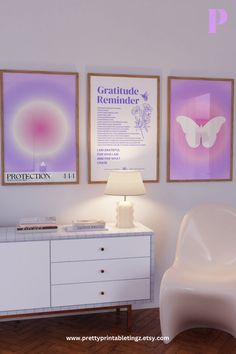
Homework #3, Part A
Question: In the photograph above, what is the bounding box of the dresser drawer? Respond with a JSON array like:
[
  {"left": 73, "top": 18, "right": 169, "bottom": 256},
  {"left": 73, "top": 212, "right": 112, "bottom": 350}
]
[
  {"left": 51, "top": 236, "right": 150, "bottom": 262},
  {"left": 51, "top": 257, "right": 150, "bottom": 285},
  {"left": 51, "top": 278, "right": 150, "bottom": 307}
]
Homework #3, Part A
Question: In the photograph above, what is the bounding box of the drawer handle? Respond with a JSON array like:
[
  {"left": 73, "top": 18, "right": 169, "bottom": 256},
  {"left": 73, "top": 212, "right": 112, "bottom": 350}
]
[
  {"left": 100, "top": 291, "right": 105, "bottom": 295},
  {"left": 100, "top": 247, "right": 105, "bottom": 251},
  {"left": 100, "top": 269, "right": 105, "bottom": 273}
]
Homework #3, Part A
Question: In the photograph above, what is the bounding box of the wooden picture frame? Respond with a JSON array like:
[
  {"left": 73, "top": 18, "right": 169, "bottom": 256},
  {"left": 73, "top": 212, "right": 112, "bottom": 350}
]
[
  {"left": 0, "top": 69, "right": 79, "bottom": 185},
  {"left": 88, "top": 73, "right": 160, "bottom": 183},
  {"left": 167, "top": 76, "right": 234, "bottom": 182}
]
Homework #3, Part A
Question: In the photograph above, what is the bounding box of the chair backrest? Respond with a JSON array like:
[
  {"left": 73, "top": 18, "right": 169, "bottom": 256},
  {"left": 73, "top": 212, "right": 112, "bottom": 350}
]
[{"left": 174, "top": 204, "right": 236, "bottom": 269}]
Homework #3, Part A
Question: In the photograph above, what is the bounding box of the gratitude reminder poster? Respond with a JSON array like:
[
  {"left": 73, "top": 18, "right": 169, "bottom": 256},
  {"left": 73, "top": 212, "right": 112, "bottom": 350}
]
[{"left": 89, "top": 74, "right": 159, "bottom": 182}]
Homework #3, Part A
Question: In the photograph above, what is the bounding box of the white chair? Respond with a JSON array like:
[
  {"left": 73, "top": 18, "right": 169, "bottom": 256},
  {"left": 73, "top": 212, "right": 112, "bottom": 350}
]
[{"left": 160, "top": 204, "right": 236, "bottom": 344}]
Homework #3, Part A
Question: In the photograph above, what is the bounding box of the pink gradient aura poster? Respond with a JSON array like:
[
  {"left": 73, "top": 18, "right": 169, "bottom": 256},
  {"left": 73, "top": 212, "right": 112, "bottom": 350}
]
[
  {"left": 1, "top": 71, "right": 79, "bottom": 185},
  {"left": 168, "top": 77, "right": 234, "bottom": 181}
]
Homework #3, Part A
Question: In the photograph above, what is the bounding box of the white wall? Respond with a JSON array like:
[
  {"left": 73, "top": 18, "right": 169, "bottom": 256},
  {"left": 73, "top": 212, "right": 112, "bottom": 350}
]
[{"left": 0, "top": 0, "right": 236, "bottom": 307}]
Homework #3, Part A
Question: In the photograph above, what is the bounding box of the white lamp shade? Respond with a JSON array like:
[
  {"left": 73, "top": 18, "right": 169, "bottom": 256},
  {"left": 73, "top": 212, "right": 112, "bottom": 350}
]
[{"left": 105, "top": 170, "right": 145, "bottom": 196}]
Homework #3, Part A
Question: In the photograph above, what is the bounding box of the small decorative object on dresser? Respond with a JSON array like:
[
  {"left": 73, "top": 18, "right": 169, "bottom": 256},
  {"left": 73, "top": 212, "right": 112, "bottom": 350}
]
[
  {"left": 0, "top": 223, "right": 153, "bottom": 330},
  {"left": 105, "top": 170, "right": 145, "bottom": 228}
]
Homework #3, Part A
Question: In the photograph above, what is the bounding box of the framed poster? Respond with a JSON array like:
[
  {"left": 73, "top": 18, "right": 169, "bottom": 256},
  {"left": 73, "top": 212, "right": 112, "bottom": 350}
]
[
  {"left": 1, "top": 70, "right": 79, "bottom": 185},
  {"left": 88, "top": 73, "right": 160, "bottom": 183},
  {"left": 167, "top": 76, "right": 234, "bottom": 182}
]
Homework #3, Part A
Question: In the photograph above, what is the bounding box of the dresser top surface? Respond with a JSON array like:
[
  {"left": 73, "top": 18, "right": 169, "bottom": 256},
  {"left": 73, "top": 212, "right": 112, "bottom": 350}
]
[{"left": 0, "top": 222, "right": 153, "bottom": 243}]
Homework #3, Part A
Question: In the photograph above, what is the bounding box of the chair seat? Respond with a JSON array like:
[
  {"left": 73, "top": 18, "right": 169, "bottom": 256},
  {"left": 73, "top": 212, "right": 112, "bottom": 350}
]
[
  {"left": 165, "top": 266, "right": 236, "bottom": 283},
  {"left": 160, "top": 204, "right": 236, "bottom": 343}
]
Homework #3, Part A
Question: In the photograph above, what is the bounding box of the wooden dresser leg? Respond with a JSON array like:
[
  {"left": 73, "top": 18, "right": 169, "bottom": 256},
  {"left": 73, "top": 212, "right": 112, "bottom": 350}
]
[
  {"left": 116, "top": 307, "right": 120, "bottom": 316},
  {"left": 116, "top": 307, "right": 120, "bottom": 324},
  {"left": 127, "top": 305, "right": 132, "bottom": 331}
]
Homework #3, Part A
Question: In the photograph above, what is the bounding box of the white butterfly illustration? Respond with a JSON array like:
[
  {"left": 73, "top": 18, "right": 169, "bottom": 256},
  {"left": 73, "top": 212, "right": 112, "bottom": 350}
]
[{"left": 176, "top": 115, "right": 226, "bottom": 148}]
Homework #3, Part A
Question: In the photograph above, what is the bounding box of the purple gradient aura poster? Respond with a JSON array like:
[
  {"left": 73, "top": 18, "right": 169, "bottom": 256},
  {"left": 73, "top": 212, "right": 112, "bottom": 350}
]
[
  {"left": 1, "top": 71, "right": 79, "bottom": 185},
  {"left": 168, "top": 77, "right": 234, "bottom": 181}
]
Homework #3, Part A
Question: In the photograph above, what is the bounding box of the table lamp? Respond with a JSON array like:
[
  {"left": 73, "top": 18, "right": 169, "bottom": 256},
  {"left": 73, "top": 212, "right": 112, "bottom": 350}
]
[{"left": 105, "top": 170, "right": 145, "bottom": 228}]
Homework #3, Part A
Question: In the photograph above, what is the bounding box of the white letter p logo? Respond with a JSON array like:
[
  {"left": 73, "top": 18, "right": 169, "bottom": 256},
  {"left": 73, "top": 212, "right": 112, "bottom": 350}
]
[{"left": 209, "top": 9, "right": 228, "bottom": 34}]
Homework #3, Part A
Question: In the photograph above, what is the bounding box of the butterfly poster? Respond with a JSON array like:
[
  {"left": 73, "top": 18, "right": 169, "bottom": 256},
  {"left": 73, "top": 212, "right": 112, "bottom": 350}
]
[
  {"left": 167, "top": 76, "right": 234, "bottom": 182},
  {"left": 1, "top": 70, "right": 79, "bottom": 185},
  {"left": 88, "top": 73, "right": 160, "bottom": 183}
]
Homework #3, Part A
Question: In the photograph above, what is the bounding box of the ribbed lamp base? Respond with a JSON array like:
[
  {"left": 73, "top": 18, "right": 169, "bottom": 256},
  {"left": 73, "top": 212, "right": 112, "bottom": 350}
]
[{"left": 116, "top": 200, "right": 134, "bottom": 228}]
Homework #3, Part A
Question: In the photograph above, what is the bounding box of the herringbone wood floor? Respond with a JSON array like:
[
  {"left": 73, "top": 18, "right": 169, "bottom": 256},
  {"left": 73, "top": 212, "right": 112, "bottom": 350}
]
[{"left": 0, "top": 308, "right": 235, "bottom": 354}]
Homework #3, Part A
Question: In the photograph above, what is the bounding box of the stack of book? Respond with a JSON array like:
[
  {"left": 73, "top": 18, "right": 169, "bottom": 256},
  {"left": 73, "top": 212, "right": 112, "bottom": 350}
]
[
  {"left": 17, "top": 216, "right": 58, "bottom": 232},
  {"left": 65, "top": 219, "right": 106, "bottom": 232}
]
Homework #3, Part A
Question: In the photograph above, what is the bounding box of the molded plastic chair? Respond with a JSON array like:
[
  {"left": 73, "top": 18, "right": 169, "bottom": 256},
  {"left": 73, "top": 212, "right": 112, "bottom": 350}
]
[{"left": 160, "top": 204, "right": 236, "bottom": 344}]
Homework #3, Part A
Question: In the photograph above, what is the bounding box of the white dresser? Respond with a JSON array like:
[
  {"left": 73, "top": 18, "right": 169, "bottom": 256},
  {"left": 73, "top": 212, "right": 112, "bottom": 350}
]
[{"left": 0, "top": 223, "right": 153, "bottom": 328}]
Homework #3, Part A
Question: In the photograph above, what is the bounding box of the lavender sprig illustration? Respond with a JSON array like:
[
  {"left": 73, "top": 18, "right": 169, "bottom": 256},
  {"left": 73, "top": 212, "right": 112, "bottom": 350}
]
[{"left": 131, "top": 103, "right": 152, "bottom": 138}]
